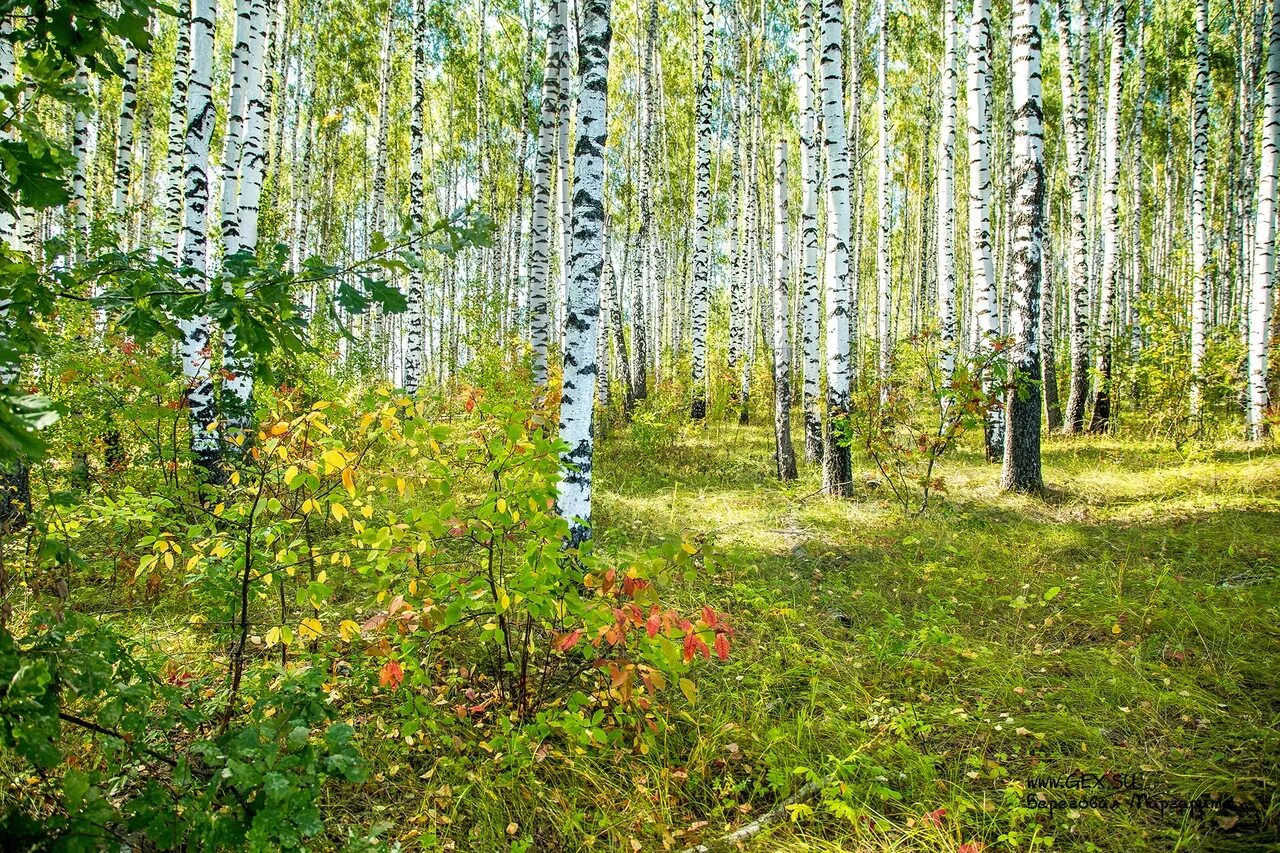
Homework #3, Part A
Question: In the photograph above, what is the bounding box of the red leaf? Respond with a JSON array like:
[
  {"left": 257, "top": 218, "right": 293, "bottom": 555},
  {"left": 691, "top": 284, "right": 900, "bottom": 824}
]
[
  {"left": 379, "top": 661, "right": 404, "bottom": 690},
  {"left": 682, "top": 632, "right": 697, "bottom": 664},
  {"left": 922, "top": 807, "right": 947, "bottom": 827},
  {"left": 702, "top": 605, "right": 718, "bottom": 630},
  {"left": 714, "top": 632, "right": 730, "bottom": 661},
  {"left": 646, "top": 609, "right": 661, "bottom": 638},
  {"left": 958, "top": 843, "right": 985, "bottom": 853},
  {"left": 555, "top": 629, "right": 583, "bottom": 652}
]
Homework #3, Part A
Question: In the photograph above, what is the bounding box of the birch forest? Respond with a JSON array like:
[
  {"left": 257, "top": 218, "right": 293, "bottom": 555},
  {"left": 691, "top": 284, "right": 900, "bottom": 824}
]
[{"left": 0, "top": 0, "right": 1278, "bottom": 848}]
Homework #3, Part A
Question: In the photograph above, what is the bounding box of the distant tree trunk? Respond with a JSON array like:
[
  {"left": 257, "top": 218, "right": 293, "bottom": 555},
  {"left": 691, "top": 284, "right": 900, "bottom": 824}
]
[
  {"left": 604, "top": 217, "right": 634, "bottom": 415},
  {"left": 180, "top": 0, "right": 221, "bottom": 475},
  {"left": 1001, "top": 0, "right": 1044, "bottom": 493},
  {"left": 529, "top": 0, "right": 567, "bottom": 385},
  {"left": 221, "top": 0, "right": 271, "bottom": 435},
  {"left": 405, "top": 0, "right": 427, "bottom": 393},
  {"left": 1042, "top": 234, "right": 1062, "bottom": 431},
  {"left": 876, "top": 0, "right": 891, "bottom": 386},
  {"left": 113, "top": 38, "right": 140, "bottom": 243},
  {"left": 70, "top": 65, "right": 91, "bottom": 263},
  {"left": 773, "top": 141, "right": 797, "bottom": 480},
  {"left": 631, "top": 0, "right": 657, "bottom": 402},
  {"left": 936, "top": 0, "right": 959, "bottom": 388},
  {"left": 1249, "top": 0, "right": 1280, "bottom": 441},
  {"left": 1088, "top": 1, "right": 1125, "bottom": 434},
  {"left": 164, "top": 8, "right": 191, "bottom": 265},
  {"left": 557, "top": 0, "right": 611, "bottom": 547},
  {"left": 740, "top": 90, "right": 760, "bottom": 426},
  {"left": 798, "top": 0, "right": 823, "bottom": 463},
  {"left": 1190, "top": 0, "right": 1210, "bottom": 418},
  {"left": 1127, "top": 0, "right": 1148, "bottom": 375},
  {"left": 689, "top": 0, "right": 713, "bottom": 420},
  {"left": 969, "top": 0, "right": 1003, "bottom": 459},
  {"left": 1058, "top": 0, "right": 1090, "bottom": 434},
  {"left": 820, "top": 0, "right": 853, "bottom": 496}
]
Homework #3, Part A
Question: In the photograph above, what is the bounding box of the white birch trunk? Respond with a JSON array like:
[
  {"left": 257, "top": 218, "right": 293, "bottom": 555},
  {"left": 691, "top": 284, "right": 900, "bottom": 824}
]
[
  {"left": 689, "top": 0, "right": 714, "bottom": 419},
  {"left": 798, "top": 0, "right": 823, "bottom": 464},
  {"left": 821, "top": 0, "right": 853, "bottom": 496},
  {"left": 1088, "top": 1, "right": 1125, "bottom": 433},
  {"left": 937, "top": 0, "right": 959, "bottom": 387},
  {"left": 1250, "top": 0, "right": 1280, "bottom": 440},
  {"left": 556, "top": 0, "right": 611, "bottom": 546},
  {"left": 1000, "top": 0, "right": 1044, "bottom": 493},
  {"left": 1190, "top": 0, "right": 1210, "bottom": 417},
  {"left": 773, "top": 141, "right": 797, "bottom": 480},
  {"left": 179, "top": 0, "right": 220, "bottom": 471}
]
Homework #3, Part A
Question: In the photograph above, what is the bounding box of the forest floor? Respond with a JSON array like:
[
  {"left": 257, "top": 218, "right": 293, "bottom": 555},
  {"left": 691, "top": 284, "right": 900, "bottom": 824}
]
[
  {"left": 552, "top": 408, "right": 1279, "bottom": 853},
  {"left": 61, "top": 401, "right": 1280, "bottom": 853}
]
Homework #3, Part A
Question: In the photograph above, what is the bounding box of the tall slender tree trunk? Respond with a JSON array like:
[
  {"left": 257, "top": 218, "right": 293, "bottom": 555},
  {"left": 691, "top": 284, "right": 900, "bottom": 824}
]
[
  {"left": 179, "top": 0, "right": 220, "bottom": 475},
  {"left": 164, "top": 10, "right": 193, "bottom": 263},
  {"left": 1088, "top": 1, "right": 1125, "bottom": 433},
  {"left": 937, "top": 0, "right": 959, "bottom": 388},
  {"left": 876, "top": 0, "right": 891, "bottom": 385},
  {"left": 969, "top": 0, "right": 1003, "bottom": 459},
  {"left": 820, "top": 0, "right": 853, "bottom": 496},
  {"left": 798, "top": 0, "right": 823, "bottom": 463},
  {"left": 773, "top": 141, "right": 797, "bottom": 480},
  {"left": 113, "top": 38, "right": 140, "bottom": 244},
  {"left": 1001, "top": 0, "right": 1045, "bottom": 493},
  {"left": 557, "top": 0, "right": 611, "bottom": 546},
  {"left": 405, "top": 0, "right": 428, "bottom": 393},
  {"left": 1190, "top": 0, "right": 1210, "bottom": 418},
  {"left": 1058, "top": 1, "right": 1091, "bottom": 433},
  {"left": 1250, "top": 0, "right": 1280, "bottom": 440},
  {"left": 529, "top": 0, "right": 568, "bottom": 385},
  {"left": 689, "top": 0, "right": 714, "bottom": 419}
]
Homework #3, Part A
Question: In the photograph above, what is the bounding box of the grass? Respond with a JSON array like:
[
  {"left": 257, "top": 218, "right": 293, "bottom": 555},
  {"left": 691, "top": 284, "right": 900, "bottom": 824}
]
[
  {"left": 564, "top": 408, "right": 1280, "bottom": 853},
  {"left": 16, "top": 399, "right": 1280, "bottom": 852}
]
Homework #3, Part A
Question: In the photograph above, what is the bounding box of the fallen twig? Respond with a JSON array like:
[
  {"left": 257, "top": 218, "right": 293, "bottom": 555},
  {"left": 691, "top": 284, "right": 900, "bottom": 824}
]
[{"left": 676, "top": 777, "right": 827, "bottom": 853}]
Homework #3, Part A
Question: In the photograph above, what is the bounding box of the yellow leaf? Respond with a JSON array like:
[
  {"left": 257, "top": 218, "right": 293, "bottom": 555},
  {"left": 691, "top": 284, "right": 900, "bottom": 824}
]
[
  {"left": 429, "top": 439, "right": 442, "bottom": 454},
  {"left": 681, "top": 541, "right": 698, "bottom": 555},
  {"left": 409, "top": 579, "right": 418, "bottom": 595},
  {"left": 1111, "top": 624, "right": 1122, "bottom": 635},
  {"left": 230, "top": 471, "right": 241, "bottom": 486},
  {"left": 497, "top": 498, "right": 507, "bottom": 514},
  {"left": 164, "top": 552, "right": 174, "bottom": 570},
  {"left": 396, "top": 477, "right": 406, "bottom": 496},
  {"left": 342, "top": 467, "right": 356, "bottom": 497},
  {"left": 271, "top": 422, "right": 288, "bottom": 436},
  {"left": 679, "top": 677, "right": 697, "bottom": 705},
  {"left": 331, "top": 502, "right": 349, "bottom": 522},
  {"left": 323, "top": 448, "right": 347, "bottom": 472},
  {"left": 497, "top": 588, "right": 511, "bottom": 613},
  {"left": 299, "top": 618, "right": 324, "bottom": 640},
  {"left": 339, "top": 619, "right": 362, "bottom": 641},
  {"left": 265, "top": 626, "right": 282, "bottom": 647},
  {"left": 300, "top": 498, "right": 314, "bottom": 515},
  {"left": 284, "top": 465, "right": 300, "bottom": 486}
]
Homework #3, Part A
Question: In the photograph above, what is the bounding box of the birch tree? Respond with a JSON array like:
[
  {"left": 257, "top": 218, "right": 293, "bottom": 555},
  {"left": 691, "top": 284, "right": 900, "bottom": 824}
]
[
  {"left": 689, "top": 0, "right": 713, "bottom": 420},
  {"left": 1250, "top": 0, "right": 1280, "bottom": 441},
  {"left": 112, "top": 38, "right": 140, "bottom": 240},
  {"left": 179, "top": 0, "right": 220, "bottom": 474},
  {"left": 798, "top": 0, "right": 823, "bottom": 463},
  {"left": 876, "top": 0, "right": 891, "bottom": 385},
  {"left": 1189, "top": 0, "right": 1210, "bottom": 417},
  {"left": 820, "top": 0, "right": 853, "bottom": 496},
  {"left": 1088, "top": 0, "right": 1125, "bottom": 433},
  {"left": 405, "top": 0, "right": 428, "bottom": 393},
  {"left": 936, "top": 0, "right": 959, "bottom": 387},
  {"left": 163, "top": 5, "right": 191, "bottom": 264},
  {"left": 557, "top": 0, "right": 611, "bottom": 546},
  {"left": 528, "top": 0, "right": 568, "bottom": 385},
  {"left": 968, "top": 0, "right": 1002, "bottom": 459},
  {"left": 1001, "top": 0, "right": 1044, "bottom": 493},
  {"left": 1057, "top": 0, "right": 1091, "bottom": 434},
  {"left": 772, "top": 140, "right": 797, "bottom": 480}
]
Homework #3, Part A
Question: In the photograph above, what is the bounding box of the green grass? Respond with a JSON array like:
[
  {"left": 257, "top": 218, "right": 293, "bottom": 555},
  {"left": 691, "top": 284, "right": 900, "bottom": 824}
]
[
  {"left": 24, "top": 405, "right": 1280, "bottom": 853},
  {"left": 551, "top": 412, "right": 1280, "bottom": 853}
]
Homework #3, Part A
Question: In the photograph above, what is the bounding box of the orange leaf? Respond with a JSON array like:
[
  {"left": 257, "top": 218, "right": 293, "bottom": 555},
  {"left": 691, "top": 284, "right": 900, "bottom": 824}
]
[
  {"left": 714, "top": 632, "right": 731, "bottom": 661},
  {"left": 379, "top": 660, "right": 404, "bottom": 689},
  {"left": 554, "top": 629, "right": 583, "bottom": 652}
]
